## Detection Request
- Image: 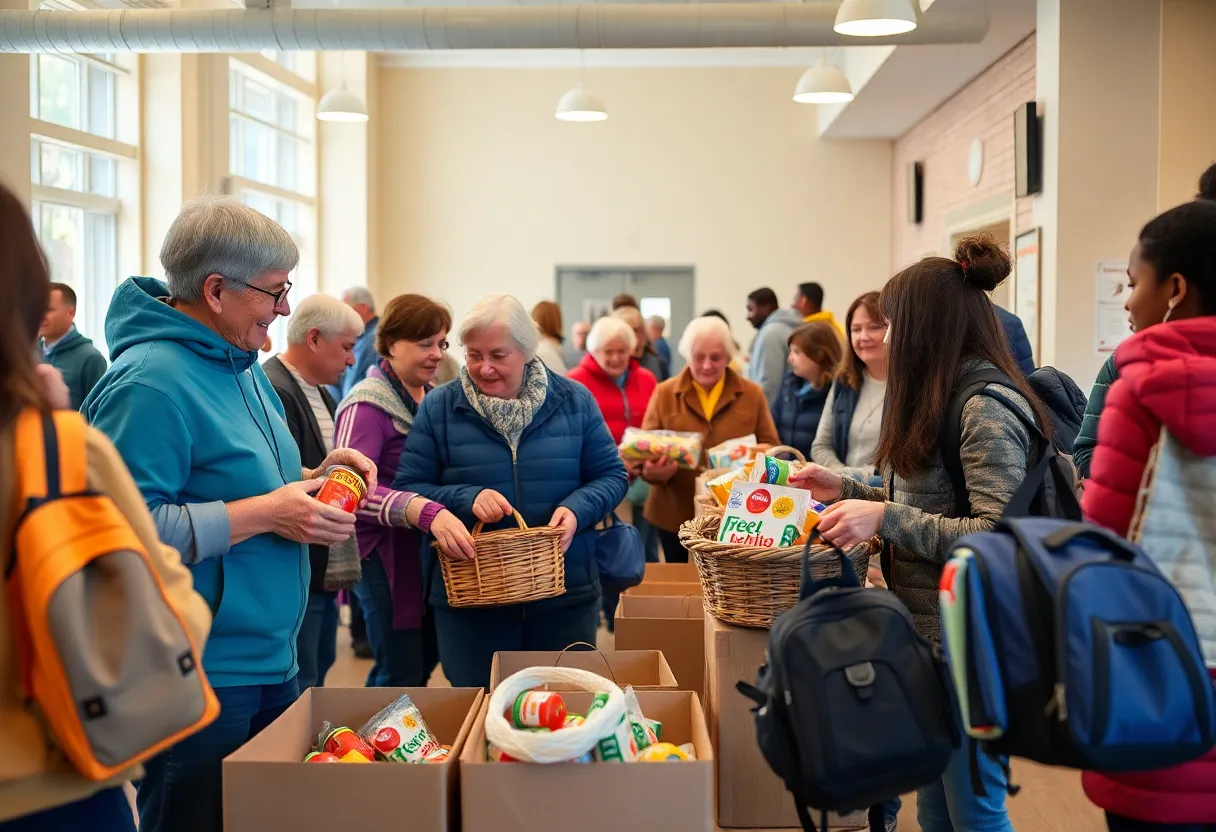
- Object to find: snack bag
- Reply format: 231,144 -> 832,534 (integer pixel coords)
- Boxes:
357,693 -> 443,763
623,686 -> 658,752
746,453 -> 797,486
717,481 -> 811,548
794,499 -> 829,546
586,691 -> 639,762
706,468 -> 746,506
707,434 -> 758,469
637,742 -> 690,762
618,428 -> 703,469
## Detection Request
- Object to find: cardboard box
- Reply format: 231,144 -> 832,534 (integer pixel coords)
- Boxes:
224,687 -> 483,832
461,690 -> 714,832
615,594 -> 706,697
489,649 -> 678,692
704,615 -> 866,829
644,562 -> 700,584
625,581 -> 704,598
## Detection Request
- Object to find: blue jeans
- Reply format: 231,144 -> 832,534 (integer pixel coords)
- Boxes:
434,600 -> 600,688
1,787 -> 135,832
353,551 -> 437,687
916,744 -> 1012,832
136,678 -> 299,832
296,590 -> 338,691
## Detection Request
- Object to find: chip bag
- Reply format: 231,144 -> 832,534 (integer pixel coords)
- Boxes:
706,468 -> 747,506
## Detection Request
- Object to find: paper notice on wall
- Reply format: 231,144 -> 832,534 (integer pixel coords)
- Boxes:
1094,261 -> 1133,353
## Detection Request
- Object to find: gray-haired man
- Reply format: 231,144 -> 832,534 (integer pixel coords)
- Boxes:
327,286 -> 379,402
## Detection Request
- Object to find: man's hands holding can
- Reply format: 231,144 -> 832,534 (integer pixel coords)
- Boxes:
308,449 -> 378,507
268,479 -> 357,545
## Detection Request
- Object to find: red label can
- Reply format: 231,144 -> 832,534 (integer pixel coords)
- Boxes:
320,726 -> 376,762
316,465 -> 367,513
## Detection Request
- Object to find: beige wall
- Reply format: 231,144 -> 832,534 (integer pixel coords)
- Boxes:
891,36 -> 1036,273
374,66 -> 892,341
1158,0 -> 1216,210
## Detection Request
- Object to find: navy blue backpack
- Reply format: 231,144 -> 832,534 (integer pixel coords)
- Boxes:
944,517 -> 1216,772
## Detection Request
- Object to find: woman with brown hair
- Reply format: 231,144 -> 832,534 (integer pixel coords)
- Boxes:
531,300 -> 567,374
0,189 -> 211,828
770,321 -> 842,456
811,291 -> 888,484
791,235 -> 1047,830
333,294 -> 476,688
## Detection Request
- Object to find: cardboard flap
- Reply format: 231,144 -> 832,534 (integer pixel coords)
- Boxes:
624,581 -> 704,598
642,562 -> 700,584
616,594 -> 704,621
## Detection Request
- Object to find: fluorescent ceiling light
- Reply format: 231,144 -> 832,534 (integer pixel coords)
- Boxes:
833,0 -> 918,37
793,63 -> 855,104
317,84 -> 369,123
555,84 -> 608,122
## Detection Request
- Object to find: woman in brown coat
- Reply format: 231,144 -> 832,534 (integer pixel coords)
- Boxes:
640,315 -> 779,561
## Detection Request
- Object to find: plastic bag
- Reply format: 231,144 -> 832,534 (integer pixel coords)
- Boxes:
618,428 -> 703,469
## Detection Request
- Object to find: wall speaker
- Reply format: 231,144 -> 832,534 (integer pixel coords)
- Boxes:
1015,102 -> 1042,197
907,161 -> 923,224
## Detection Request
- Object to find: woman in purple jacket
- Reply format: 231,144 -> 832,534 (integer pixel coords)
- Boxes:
333,294 -> 475,686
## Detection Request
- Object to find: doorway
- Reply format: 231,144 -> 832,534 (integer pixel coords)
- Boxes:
556,267 -> 695,374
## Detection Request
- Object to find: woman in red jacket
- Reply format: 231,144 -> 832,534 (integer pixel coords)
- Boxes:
1082,198 -> 1216,832
568,315 -> 659,628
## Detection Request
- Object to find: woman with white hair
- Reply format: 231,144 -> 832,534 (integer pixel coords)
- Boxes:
393,293 -> 628,688
640,315 -> 779,561
83,195 -> 376,832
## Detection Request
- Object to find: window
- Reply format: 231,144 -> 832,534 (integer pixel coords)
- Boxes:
29,52 -> 135,358
228,55 -> 318,357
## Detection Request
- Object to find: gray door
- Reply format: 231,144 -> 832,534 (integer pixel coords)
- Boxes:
556,267 -> 694,374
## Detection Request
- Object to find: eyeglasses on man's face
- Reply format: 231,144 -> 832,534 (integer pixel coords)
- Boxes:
241,279 -> 292,307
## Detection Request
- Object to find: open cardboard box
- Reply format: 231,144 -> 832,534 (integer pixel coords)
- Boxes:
615,594 -> 706,697
223,687 -> 483,832
460,690 -> 714,832
625,581 -> 704,598
643,562 -> 700,584
490,649 -> 678,692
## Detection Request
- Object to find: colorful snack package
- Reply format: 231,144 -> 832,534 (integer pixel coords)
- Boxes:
707,468 -> 747,506
618,428 -> 703,469
317,723 -> 376,763
623,686 -> 658,752
645,718 -> 663,742
587,691 -> 638,763
746,453 -> 797,486
795,499 -> 829,546
636,742 -> 691,762
357,693 -> 443,763
707,434 -> 759,469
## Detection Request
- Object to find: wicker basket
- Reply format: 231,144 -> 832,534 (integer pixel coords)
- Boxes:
678,512 -> 875,628
439,511 -> 565,608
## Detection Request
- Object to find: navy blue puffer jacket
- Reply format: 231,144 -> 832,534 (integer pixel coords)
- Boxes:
994,304 -> 1036,377
770,371 -> 829,458
394,372 -> 629,612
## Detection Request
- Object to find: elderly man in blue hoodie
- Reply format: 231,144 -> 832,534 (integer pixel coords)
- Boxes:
83,195 -> 376,832
746,287 -> 805,407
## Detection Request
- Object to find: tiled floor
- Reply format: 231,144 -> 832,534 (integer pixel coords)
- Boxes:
327,624 -> 1106,832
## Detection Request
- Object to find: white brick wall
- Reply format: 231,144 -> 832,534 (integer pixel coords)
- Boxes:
891,35 -> 1037,271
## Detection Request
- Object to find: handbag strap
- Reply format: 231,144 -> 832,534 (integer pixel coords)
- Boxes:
799,528 -> 861,600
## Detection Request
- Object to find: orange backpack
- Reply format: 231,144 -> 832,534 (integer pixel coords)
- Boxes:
7,409 -> 218,780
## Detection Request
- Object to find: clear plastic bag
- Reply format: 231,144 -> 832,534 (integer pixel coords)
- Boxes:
618,428 -> 704,469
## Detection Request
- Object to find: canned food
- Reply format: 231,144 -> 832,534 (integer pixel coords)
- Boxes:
319,724 -> 376,763
303,751 -> 341,763
316,464 -> 367,513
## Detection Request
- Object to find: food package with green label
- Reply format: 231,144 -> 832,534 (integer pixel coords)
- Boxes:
716,480 -> 812,548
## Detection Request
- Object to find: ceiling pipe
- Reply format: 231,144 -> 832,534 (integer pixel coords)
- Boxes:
0,5 -> 988,53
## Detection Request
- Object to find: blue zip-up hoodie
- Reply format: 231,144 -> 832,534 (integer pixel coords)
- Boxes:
82,277 -> 306,687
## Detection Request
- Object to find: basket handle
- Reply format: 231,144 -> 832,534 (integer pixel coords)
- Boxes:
799,528 -> 860,600
553,642 -> 619,685
766,444 -> 807,463
472,509 -> 528,537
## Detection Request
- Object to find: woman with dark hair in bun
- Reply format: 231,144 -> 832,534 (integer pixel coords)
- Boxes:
790,234 -> 1047,831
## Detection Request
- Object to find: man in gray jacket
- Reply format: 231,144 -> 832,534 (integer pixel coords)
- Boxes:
746,287 -> 803,406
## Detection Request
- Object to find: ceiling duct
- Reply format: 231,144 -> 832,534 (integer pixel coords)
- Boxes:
0,5 -> 988,53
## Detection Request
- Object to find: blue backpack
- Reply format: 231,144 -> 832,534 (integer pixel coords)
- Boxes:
942,518 -> 1216,773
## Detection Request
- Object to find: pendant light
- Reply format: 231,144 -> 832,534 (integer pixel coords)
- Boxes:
793,56 -> 854,104
555,83 -> 608,122
317,82 -> 369,122
833,0 -> 918,37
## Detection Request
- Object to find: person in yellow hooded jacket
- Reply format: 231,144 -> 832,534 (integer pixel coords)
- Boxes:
793,282 -> 845,341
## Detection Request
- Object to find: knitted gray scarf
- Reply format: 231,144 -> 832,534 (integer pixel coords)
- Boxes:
460,357 -> 549,451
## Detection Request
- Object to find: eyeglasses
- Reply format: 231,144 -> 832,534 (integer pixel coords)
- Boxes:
240,279 -> 293,307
